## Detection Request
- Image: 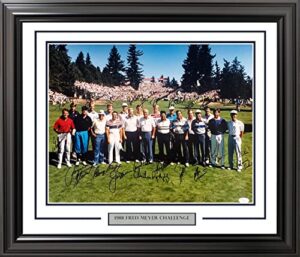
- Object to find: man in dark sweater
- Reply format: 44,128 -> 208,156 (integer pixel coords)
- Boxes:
208,109 -> 227,169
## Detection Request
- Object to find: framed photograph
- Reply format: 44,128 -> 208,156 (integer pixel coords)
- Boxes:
1,0 -> 299,256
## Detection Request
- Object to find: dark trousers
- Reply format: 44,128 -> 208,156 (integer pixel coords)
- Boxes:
174,134 -> 189,163
125,131 -> 139,161
195,134 -> 206,164
152,135 -> 157,159
205,134 -> 211,162
157,132 -> 171,162
141,132 -> 153,161
187,134 -> 196,163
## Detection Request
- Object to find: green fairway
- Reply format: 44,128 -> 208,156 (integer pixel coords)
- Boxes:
48,100 -> 253,203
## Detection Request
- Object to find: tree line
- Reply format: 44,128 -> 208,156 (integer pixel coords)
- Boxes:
181,44 -> 252,99
49,44 -> 252,99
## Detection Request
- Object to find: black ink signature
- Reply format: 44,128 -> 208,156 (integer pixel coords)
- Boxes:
194,167 -> 208,181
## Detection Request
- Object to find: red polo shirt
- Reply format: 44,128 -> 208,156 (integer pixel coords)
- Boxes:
53,117 -> 75,133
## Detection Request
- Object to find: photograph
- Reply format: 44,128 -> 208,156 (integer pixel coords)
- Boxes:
48,43 -> 254,203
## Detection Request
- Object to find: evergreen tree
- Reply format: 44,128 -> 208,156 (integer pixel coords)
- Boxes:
49,44 -> 75,95
213,61 -> 222,90
181,45 -> 200,92
170,77 -> 179,88
103,46 -> 125,86
165,76 -> 171,87
220,59 -> 232,98
75,51 -> 85,81
245,75 -> 253,98
84,53 -> 95,83
220,57 -> 251,99
126,44 -> 144,89
151,76 -> 155,83
197,45 -> 215,93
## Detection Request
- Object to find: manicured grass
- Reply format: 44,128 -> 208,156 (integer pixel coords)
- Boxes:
48,100 -> 253,203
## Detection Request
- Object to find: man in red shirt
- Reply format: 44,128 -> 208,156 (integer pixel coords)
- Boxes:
53,108 -> 75,169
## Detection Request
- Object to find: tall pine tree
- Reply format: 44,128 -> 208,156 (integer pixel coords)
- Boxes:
181,45 -> 201,92
49,44 -> 75,95
213,61 -> 222,90
197,45 -> 215,93
170,77 -> 179,88
126,44 -> 144,89
103,46 -> 125,86
220,57 -> 250,99
75,51 -> 86,81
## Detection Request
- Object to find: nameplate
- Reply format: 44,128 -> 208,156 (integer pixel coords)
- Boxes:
108,213 -> 196,225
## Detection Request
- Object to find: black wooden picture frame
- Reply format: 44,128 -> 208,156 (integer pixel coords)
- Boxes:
0,0 -> 299,256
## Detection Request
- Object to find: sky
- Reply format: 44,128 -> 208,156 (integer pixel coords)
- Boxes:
66,43 -> 253,82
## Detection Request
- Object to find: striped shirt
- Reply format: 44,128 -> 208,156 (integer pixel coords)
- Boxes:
172,118 -> 189,134
156,119 -> 171,134
106,119 -> 123,136
191,119 -> 207,134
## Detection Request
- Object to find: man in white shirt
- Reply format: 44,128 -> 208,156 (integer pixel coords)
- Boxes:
106,111 -> 123,164
123,108 -> 139,163
204,106 -> 214,164
151,104 -> 161,160
138,109 -> 156,163
91,110 -> 106,166
88,102 -> 99,122
88,102 -> 99,152
187,109 -> 196,164
105,103 -> 113,121
120,102 -> 129,121
227,110 -> 245,172
156,111 -> 171,164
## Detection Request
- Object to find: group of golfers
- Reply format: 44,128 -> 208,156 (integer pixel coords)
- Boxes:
53,102 -> 245,172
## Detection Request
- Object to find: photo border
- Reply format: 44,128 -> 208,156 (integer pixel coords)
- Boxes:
1,0 -> 299,256
43,37 -> 257,207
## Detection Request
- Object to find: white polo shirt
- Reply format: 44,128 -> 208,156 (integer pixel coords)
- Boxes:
227,120 -> 244,137
124,115 -> 139,132
156,119 -> 171,134
138,117 -> 156,132
88,110 -> 99,122
92,119 -> 106,134
187,117 -> 195,135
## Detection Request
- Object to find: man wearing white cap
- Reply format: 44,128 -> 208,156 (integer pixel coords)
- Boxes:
91,110 -> 107,166
120,103 -> 129,120
166,106 -> 177,122
227,110 -> 244,172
